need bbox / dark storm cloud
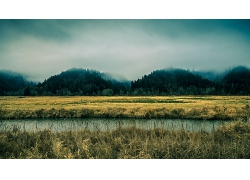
[0,20,71,42]
[0,19,250,82]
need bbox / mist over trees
[27,68,130,96]
[0,66,250,96]
[0,70,34,95]
[131,68,214,95]
[222,66,250,95]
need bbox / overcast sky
[0,19,250,82]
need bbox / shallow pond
[0,118,231,133]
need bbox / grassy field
[0,96,250,120]
[1,119,250,159]
[1,96,250,159]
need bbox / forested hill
[0,66,250,96]
[0,70,28,95]
[222,66,250,95]
[131,66,250,95]
[131,68,215,95]
[27,68,130,96]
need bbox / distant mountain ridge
[0,66,250,95]
[131,66,250,95]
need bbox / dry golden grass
[1,119,250,159]
[0,96,250,120]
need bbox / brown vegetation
[1,119,250,159]
[0,96,250,120]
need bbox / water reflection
[0,119,230,133]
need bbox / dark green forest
[0,66,250,96]
[0,70,33,96]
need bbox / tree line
[1,66,250,96]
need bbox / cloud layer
[1,20,250,82]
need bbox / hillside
[131,68,215,95]
[30,68,129,96]
[0,66,249,96]
[0,70,27,95]
[222,66,250,95]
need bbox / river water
[0,118,231,133]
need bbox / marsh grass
[0,96,250,120]
[1,119,250,159]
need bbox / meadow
[1,96,250,159]
[0,96,250,120]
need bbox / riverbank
[0,96,250,120]
[1,120,250,159]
